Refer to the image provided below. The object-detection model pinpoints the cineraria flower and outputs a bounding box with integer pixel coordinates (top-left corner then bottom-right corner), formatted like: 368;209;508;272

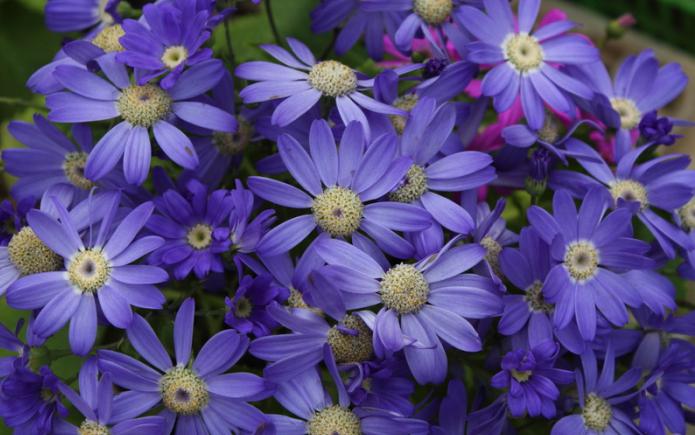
98;298;272;433
46;58;236;185
236;38;405;135
4;115;132;203
55;358;166;434
225;272;287;337
552;346;641;434
458;0;597;129
498;227;556;346
490;341;573;418
147;179;233;280
502;117;603;164
6;192;167;355
638;340;695;435
315;237;502;384
227;180;276;255
250;301;375;382
362;0;468;52
248;121;431;259
45;0;119;32
467;198;517;279
267;367;429;434
310;0;405;60
571;50;687;159
343;357;415;416
389;97;495;234
528;188;653;340
638;111;684;146
117;0;213;88
553;140;695;258
0;366;67;434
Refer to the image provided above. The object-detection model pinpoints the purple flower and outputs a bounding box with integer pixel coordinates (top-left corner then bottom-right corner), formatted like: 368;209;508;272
147;178;233;280
0;197;32;246
311;0;405;59
46;57;236;184
571;50;687;159
225;273;287;337
267;368;429;434
5;191;167;355
235;38;405;136
249;301;375;382
314;237;502;384
98;298;272;433
343;357;415;416
458;0;597;129
45;0;119;32
4;115;134;203
467;198;517;280
638;111;682;146
552;141;695;259
551;345;641;434
638;340;695;435
55;358;166;434
0;366;67;434
117;0;213;88
362;0;469;52
248;120;431;259
228;180;276;255
490;341;573;418
390;97;495;234
527;188;653;340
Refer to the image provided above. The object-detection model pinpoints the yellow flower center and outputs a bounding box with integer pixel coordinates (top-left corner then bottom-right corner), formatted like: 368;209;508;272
582;393;612;431
389;94;419;134
413;0;453;25
610;98;642;130
609;179;648;209
511;369;532;382
68;249;111;293
524;281;553;313
8;227;63;276
678;197;695;230
63;152;96;190
380;264;429;314
326;315;373;363
161;45;189;70
312;187;364;237
186;224;213;250
160;366;209;415
480;236;503;276
308;61;357;97
563;241;599;282
78;420;110;435
503;33;544;73
308;405;361;435
389;165;428;203
212;117;253;156
117;84;172;128
92;24;125;52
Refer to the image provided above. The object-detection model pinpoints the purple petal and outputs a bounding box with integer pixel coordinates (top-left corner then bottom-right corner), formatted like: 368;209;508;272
85;121;130;181
127;314;172;372
174;298;195;365
46;92;119;123
54;65;119;100
309;119;338;186
172;102;237;132
277;134;322;196
314;237;384;278
271;89;322;127
99;285;134;329
152;121;199;169
256;215;316;257
193;330;247;378
69;294;97;355
34;289;81;337
419;305;481;351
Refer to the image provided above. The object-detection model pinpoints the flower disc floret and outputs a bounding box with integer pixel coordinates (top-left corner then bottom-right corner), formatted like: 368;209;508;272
186;224;213;250
117;84;172;128
63;152;96;190
524;281;553;313
92;25;125;53
511;369;532;383
8;227;63;276
503;33;544;73
78;420;110;435
481;236;503;275
68;249;111;293
311;187;364;237
413;0;453;25
609;179;649;209
160;366;209;415
212;118;252;156
380;264;429;314
308;405;361;435
390;165;428;203
563;241;599;282
610;98;642;130
389;94;419;134
326;315;373;363
308;61;357;97
161;45;189;70
679;197;695;230
582;393;612;431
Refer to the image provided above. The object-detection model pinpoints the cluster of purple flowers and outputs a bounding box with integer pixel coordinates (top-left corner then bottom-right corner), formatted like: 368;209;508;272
1;0;695;433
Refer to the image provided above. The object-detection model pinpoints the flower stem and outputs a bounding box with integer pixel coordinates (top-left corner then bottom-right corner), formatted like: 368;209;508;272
265;0;282;46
